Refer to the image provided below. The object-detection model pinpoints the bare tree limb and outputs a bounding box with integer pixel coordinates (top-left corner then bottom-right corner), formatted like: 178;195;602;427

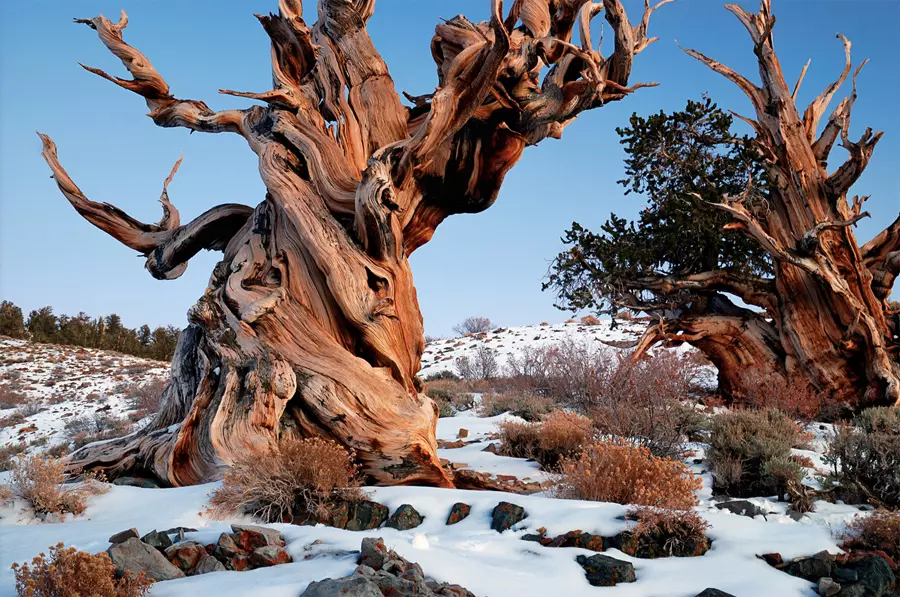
75;11;246;136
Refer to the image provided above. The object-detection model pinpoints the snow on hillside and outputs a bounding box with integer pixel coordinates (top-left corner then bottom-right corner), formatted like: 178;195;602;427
0;332;872;597
421;319;719;390
0;338;168;454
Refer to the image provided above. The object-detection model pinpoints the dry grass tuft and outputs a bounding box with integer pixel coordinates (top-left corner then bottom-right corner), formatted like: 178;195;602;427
555;439;701;510
209;437;365;523
479;392;553;422
621;507;711;558
12;542;152;597
499;409;593;470
3;455;108;517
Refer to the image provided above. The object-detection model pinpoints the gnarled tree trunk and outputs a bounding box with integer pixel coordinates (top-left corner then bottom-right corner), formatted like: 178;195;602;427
634;0;900;405
43;0;668;486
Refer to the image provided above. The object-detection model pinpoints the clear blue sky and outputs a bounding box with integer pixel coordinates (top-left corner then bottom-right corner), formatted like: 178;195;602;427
1;0;898;337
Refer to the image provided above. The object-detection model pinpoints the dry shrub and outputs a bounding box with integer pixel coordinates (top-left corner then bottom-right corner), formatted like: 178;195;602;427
452;316;495;336
620;507;711;558
479;392;553;422
455;345;499;380
555;439;701;510
708;409;809;497
734;364;848;422
824;407;900;509
0;411;27;429
427;383;474;418
580;315;601;326
3;455;108;517
499;409;593;470
588;353;701;459
68;414;133;450
841;511;900;562
12;542;152;597
123;377;167;417
209;437;364;523
0;441;28;471
0;383;28;409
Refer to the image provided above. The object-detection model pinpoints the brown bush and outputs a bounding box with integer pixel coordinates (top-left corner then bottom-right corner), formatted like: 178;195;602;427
579;315;601;326
0;411;27;429
12;542;152;597
455;345;499;380
555;439;701;510
479;392;553;422
68;414;133;450
824;407;900;509
122;377;167;417
708;409;809;498
209;437;365;523
733;364;848;422
588;353;701;459
0;441;28;471
499;409;594;470
841;511;900;562
3;455;108;517
620;507;711;558
0;383;28;409
427;383;474;418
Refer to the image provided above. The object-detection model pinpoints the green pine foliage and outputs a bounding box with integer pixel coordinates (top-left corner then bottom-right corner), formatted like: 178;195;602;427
0;300;178;361
545;97;772;315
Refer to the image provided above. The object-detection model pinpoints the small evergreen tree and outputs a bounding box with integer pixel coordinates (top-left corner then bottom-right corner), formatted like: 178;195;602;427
0;301;26;338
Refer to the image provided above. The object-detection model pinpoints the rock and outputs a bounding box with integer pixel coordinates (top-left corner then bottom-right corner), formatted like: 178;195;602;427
108;528;140;544
817;577;841;596
386;504;425;531
213;532;251;570
141;529;173;552
166;541;207;574
481;443;500;454
450;462;469;470
695;590;737;597
442;440;467;449
457;428;468;438
576;553;636;587
107;537;185;581
230;524;286;551
715;500;765;518
194;554;226;575
839;555;896;597
339;501;389;531
360;537;390;570
786;509;807;521
161;526;199;535
616;528;710;558
545;530;604;552
112;476;160;489
251;545;292;568
303;576;383;597
760;553;783;567
490;501;526;532
833;567;859;583
783;551;834;581
446;502;471;525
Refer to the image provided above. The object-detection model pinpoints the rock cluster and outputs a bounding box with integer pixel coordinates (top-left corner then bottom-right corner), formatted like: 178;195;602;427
303;537;474;597
105;524;292;579
768;550;897;597
522;526;710;558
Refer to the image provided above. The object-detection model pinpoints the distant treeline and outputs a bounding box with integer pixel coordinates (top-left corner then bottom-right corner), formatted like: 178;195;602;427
0;300;179;361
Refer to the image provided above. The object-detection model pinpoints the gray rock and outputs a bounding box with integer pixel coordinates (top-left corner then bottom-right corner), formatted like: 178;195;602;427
344;501;390;531
385;504;424;531
715;500;765;518
194;554;226;575
446;502;471;525
834;567;859;583
850;555;895;597
251;545;292;567
230;524;286;550
576;553;636;587
490;501;526;532
141;529;173;552
302;576;383;597
783;551;834;581
359;537;388;570
696;590;737;597
108;528;139;544
817;577;841;596
112;477;160;489
107;537;185;581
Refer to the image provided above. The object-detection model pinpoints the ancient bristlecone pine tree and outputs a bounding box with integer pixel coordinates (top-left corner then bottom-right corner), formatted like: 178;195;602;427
41;0;669;486
624;0;898;404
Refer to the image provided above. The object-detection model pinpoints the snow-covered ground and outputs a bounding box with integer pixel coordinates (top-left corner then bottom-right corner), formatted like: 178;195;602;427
0;329;868;597
0;338;168;453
